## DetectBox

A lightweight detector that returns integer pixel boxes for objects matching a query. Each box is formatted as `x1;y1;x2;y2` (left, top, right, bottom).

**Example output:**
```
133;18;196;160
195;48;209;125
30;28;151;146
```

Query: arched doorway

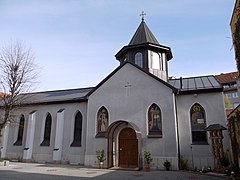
106;120;141;169
119;127;138;168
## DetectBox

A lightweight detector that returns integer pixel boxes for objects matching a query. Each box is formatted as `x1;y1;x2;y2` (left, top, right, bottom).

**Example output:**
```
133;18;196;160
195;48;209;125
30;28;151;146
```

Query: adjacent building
215;71;240;109
230;0;240;72
227;0;240;173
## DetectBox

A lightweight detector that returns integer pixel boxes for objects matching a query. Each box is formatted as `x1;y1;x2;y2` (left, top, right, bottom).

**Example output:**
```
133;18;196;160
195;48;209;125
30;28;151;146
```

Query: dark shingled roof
115;20;173;61
129;20;159;45
205;124;227;131
169;75;223;94
16;87;94;105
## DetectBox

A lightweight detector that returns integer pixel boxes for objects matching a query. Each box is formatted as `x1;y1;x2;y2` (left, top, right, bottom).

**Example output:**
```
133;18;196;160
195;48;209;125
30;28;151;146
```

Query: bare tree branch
0;41;39;129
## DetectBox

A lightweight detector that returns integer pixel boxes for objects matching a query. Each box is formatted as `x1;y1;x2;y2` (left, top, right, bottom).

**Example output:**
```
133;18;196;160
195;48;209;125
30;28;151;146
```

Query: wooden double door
119;128;138;168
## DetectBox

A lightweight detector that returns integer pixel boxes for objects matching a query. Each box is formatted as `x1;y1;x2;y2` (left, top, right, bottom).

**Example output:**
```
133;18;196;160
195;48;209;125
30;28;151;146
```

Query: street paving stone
0;162;231;180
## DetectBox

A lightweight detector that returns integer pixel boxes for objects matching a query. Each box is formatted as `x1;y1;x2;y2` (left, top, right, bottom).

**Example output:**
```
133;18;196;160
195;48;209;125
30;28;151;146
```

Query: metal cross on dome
140;11;146;21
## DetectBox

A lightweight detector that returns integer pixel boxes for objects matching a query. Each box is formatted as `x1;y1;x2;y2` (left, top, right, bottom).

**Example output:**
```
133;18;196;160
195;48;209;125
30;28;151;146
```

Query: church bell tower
115;13;173;82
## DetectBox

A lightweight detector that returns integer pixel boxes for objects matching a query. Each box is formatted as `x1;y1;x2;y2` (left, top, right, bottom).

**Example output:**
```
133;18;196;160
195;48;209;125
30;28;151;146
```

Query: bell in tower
115;12;173;82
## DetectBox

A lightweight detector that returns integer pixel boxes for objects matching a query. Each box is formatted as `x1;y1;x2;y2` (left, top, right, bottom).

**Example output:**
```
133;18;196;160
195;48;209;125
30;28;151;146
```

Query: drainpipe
174;90;181;170
180;77;183;89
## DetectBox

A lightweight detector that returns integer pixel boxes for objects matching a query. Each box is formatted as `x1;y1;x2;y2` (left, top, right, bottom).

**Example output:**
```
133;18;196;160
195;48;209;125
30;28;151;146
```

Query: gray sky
0;0;236;91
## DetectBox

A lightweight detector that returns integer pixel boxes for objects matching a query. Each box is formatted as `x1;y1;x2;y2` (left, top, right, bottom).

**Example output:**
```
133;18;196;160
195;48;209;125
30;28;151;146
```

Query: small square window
192;131;207;143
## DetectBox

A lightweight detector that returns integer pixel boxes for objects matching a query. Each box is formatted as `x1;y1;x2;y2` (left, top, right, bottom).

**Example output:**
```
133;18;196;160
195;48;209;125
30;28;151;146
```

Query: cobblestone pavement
0;162;231;180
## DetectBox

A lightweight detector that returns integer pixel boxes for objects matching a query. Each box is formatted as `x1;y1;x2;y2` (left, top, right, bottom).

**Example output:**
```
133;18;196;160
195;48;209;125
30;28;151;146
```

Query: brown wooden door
119;128;138;168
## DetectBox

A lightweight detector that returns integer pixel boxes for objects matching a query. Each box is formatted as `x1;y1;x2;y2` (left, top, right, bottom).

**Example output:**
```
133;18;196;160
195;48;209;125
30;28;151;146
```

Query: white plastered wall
85;63;179;170
176;92;229;170
5;102;87;164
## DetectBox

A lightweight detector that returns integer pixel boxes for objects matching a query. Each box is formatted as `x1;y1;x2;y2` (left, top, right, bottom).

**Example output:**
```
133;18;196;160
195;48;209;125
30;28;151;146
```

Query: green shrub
96;150;106;162
143;150;153;164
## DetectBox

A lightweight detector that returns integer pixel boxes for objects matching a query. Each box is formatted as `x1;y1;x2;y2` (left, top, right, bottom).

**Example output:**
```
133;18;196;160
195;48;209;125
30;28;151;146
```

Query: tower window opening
151;51;161;70
135;52;143;67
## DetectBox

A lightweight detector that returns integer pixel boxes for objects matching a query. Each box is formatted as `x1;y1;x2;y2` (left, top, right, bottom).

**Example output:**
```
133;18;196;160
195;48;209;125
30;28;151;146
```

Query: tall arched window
71;111;83;147
14;115;25;146
96;106;108;137
40;113;52;146
148;103;162;136
135;52;143;68
190;103;207;144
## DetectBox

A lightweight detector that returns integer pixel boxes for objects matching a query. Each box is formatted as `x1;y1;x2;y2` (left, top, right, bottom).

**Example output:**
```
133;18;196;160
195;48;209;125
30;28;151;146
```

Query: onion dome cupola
115;15;173;82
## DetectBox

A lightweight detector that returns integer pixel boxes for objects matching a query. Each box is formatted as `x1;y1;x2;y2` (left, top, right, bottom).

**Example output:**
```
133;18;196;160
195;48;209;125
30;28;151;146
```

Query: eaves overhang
115;42;173;61
177;87;223;95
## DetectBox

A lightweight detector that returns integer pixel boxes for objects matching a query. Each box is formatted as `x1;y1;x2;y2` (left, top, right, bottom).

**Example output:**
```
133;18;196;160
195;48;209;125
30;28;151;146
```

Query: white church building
0;18;229;170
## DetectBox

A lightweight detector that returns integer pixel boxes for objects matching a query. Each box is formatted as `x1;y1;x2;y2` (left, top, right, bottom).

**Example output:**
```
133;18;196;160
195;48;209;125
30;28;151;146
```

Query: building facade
0;19;229;170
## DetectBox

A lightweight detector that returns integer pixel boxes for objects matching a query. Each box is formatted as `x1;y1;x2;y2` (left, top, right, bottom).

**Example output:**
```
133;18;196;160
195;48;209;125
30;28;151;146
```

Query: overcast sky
0;0;236;92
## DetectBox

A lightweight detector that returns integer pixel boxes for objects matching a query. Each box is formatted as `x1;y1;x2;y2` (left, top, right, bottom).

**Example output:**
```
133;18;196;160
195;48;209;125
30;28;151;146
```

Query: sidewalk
0;162;231;180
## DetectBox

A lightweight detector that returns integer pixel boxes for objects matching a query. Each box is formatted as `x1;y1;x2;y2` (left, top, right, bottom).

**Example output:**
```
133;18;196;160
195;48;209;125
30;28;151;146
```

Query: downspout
180;77;183;89
174;89;181;170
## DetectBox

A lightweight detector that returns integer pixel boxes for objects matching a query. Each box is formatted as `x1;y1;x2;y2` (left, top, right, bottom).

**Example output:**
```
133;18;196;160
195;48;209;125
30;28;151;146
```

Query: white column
1;124;9;159
23;111;36;160
162;53;168;81
53;109;65;161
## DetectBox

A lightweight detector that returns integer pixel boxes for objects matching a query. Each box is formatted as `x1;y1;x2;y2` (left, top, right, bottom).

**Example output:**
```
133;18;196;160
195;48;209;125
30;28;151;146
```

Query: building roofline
170;75;223;95
87;61;178;97
21;87;94;96
0;87;93;107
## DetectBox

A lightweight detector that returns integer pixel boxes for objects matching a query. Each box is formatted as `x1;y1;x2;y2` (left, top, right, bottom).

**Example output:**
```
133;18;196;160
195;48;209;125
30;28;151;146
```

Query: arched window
40;113;52;146
190;103;207;144
148;103;162;136
96;106;108;137
135;52;143;67
14;115;25;146
71;111;83;147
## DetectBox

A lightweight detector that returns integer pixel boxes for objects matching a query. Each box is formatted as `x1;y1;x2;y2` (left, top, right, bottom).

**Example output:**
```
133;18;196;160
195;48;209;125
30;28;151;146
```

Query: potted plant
143;150;153;171
163;160;171;171
96;150;106;169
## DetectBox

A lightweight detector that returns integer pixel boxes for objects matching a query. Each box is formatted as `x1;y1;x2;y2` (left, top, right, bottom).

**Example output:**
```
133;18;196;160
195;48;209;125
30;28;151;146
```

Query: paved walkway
0;162;231;180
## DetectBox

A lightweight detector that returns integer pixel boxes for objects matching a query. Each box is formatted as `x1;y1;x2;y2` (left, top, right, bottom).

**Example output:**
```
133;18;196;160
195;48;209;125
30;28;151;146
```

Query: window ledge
95;132;106;138
13;141;22;146
70;141;81;147
147;135;163;138
191;142;209;145
40;140;50;146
